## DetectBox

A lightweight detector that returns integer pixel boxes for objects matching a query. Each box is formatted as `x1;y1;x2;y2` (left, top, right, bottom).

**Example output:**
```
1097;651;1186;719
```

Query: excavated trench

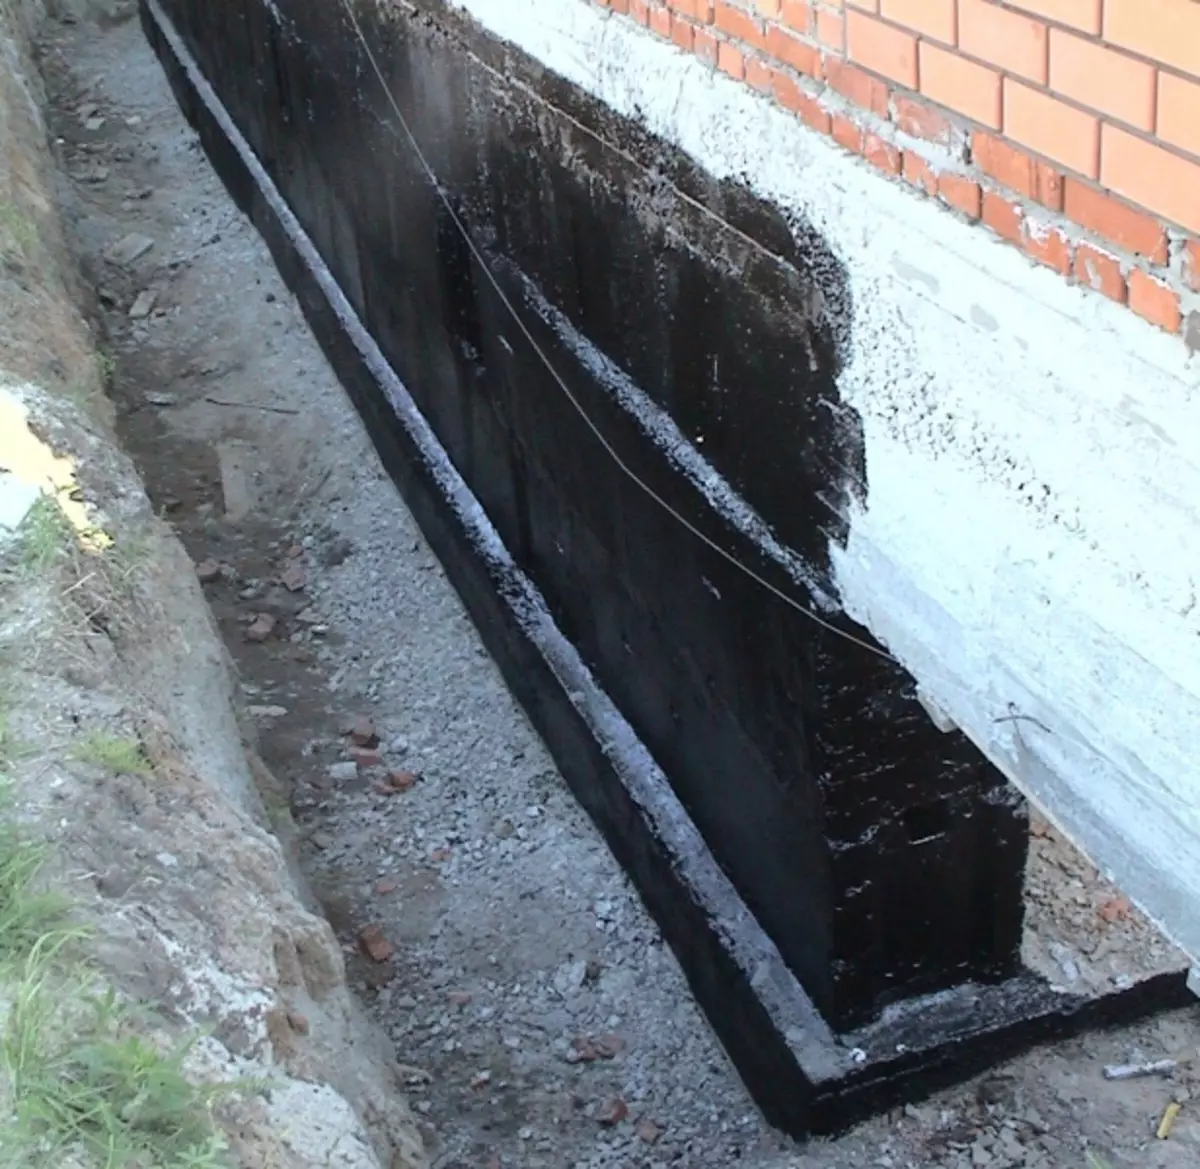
27;0;1200;1164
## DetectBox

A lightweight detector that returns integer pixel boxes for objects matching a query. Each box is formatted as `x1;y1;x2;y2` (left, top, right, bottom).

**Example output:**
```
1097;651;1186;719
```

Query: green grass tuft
69;732;151;776
0;774;242;1167
14;494;72;576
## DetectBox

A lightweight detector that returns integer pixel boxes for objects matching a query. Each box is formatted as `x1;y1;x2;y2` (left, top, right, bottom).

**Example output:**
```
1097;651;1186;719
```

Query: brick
847;0;878;10
694;25;719;62
756;0;781;15
1004;0;1099;35
1022;220;1072;275
1003;79;1099;177
824;58;891;116
1158;72;1200;159
832;112;865;151
983;190;1024;243
1049;29;1156;132
1035;161;1064;211
766;24;822;78
863;132;902;174
746;54;774;89
958;0;1047;84
1074;242;1127;303
650;4;672;35
780;0;811;33
630;0;651;24
880;0;955;43
719;38;746;77
1186;240;1200;293
892;95;954;145
1063;179;1169;261
1127;269;1182;333
920;43;1002;128
846;10;917;87
816;7;844;50
772;69;833;132
1101;125;1200;235
1104;0;1200;81
714;0;767;48
672;14;696;48
973;132;1036;194
902;150;938;194
939;173;982;218
669;0;714;19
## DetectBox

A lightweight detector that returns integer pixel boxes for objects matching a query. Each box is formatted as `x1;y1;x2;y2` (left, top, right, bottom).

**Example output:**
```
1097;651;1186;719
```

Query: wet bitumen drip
141;0;1192;1133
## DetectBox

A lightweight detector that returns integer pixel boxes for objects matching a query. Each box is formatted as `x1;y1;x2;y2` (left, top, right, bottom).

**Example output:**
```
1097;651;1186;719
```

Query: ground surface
32;8;1200;1169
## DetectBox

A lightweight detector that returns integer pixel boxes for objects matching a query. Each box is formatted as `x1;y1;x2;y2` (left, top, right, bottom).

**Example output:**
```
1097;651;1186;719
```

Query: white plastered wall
448;0;1200;962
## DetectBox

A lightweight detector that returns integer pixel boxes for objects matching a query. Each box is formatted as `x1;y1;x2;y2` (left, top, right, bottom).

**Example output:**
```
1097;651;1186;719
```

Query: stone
358;923;394;963
280;563;306;592
244;613;276;642
128;288;157;319
105;231;154;266
194;558;221;585
328;761;358;783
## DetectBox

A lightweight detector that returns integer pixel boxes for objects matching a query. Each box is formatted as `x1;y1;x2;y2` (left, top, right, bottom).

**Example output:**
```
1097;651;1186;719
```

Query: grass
0;754;239;1167
68;732;151;777
0;200;37;265
14;493;72;576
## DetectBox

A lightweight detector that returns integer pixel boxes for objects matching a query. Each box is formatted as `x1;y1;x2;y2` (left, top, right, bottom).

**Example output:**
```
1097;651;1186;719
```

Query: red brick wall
593;0;1200;338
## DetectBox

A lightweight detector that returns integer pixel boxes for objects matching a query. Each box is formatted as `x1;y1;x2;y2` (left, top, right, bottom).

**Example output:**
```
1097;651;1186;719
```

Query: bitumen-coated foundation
140;0;1192;1136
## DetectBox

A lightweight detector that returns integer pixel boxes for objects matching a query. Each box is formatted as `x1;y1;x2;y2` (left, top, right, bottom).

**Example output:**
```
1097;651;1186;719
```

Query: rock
381;770;417;794
280;563;306;592
286;1011;310;1036
348;715;378;747
448;990;473;1007
1099;896;1132;923
310;831;334;851
599;1098;629;1127
351;746;382;768
104;231;155;266
364;961;395;990
591;1034;626;1059
636;1119;663;1145
244;613;276;643
84;114;106;131
195;557;221;583
375;879;397;895
553;959;588;997
128;288;157;319
321;535;354;567
216;441;256;521
328;761;358;783
247;705;288;719
358;924;394;963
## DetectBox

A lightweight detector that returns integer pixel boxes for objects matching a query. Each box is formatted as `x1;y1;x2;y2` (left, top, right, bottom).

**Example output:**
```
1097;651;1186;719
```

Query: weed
0;811;72;963
69;731;151;776
0;200;36;263
14;493;71;575
3;973;233;1169
0;781;241;1168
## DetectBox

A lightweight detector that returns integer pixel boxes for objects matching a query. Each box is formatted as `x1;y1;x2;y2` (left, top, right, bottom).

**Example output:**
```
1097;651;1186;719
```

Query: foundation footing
141;0;1193;1136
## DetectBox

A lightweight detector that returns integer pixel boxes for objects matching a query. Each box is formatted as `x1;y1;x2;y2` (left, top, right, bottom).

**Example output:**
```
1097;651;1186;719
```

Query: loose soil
32;7;1200;1169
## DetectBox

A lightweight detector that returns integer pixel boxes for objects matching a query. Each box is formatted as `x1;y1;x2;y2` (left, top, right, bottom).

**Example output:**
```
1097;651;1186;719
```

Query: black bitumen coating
140;0;1192;1135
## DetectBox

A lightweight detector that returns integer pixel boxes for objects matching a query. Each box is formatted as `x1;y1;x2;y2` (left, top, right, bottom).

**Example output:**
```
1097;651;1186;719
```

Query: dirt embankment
0;2;427;1166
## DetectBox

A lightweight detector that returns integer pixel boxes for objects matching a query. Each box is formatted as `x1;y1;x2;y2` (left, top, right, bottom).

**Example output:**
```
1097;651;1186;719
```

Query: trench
32;0;1198;1160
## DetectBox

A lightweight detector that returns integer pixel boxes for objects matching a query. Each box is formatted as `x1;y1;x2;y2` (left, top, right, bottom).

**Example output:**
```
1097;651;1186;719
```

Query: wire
335;0;899;664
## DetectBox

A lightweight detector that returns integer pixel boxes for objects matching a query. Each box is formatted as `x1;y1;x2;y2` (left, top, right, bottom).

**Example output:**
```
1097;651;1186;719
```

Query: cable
336;0;899;664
